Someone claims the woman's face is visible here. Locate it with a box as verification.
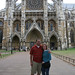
[43,44,47,50]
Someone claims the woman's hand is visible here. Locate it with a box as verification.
[48,48,51,53]
[42,62,45,64]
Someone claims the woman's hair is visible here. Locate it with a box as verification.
[42,43,48,50]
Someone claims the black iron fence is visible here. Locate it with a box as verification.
[52,52,75,66]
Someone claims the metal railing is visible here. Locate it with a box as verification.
[52,52,75,66]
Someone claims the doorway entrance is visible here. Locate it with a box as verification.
[12,35,20,50]
[50,35,58,50]
[26,29,43,49]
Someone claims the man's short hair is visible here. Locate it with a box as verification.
[36,39,41,42]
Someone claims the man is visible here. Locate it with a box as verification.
[30,39,43,75]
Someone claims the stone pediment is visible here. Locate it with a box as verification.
[24,22,45,40]
[12,32,20,39]
[28,22,41,33]
[48,30,58,39]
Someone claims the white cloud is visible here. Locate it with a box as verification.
[63,0,75,4]
[16,0,21,3]
[0,0,75,10]
[0,0,6,10]
[48,0,75,4]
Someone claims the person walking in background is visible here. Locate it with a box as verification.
[30,39,43,75]
[42,44,51,75]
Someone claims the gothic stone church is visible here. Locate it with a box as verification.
[0,0,75,50]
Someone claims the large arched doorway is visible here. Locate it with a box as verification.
[26,29,43,48]
[50,35,58,50]
[12,36,20,50]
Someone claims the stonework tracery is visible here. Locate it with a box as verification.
[26,0,43,10]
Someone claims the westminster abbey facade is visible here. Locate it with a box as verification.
[0,0,75,50]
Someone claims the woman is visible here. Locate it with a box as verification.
[41,44,51,75]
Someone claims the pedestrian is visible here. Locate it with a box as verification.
[30,39,43,75]
[41,43,51,75]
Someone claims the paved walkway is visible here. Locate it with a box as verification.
[0,52,75,75]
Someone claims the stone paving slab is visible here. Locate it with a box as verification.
[0,52,75,75]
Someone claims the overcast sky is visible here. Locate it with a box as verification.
[0,0,75,10]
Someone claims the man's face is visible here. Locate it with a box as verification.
[36,40,41,46]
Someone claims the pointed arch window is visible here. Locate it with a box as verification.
[26,22,28,30]
[36,20,44,30]
[51,23,53,31]
[26,20,33,30]
[16,24,19,31]
[37,21,41,27]
[29,21,32,27]
[13,20,21,32]
[48,20,56,31]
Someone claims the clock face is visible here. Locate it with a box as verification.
[26,0,43,10]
